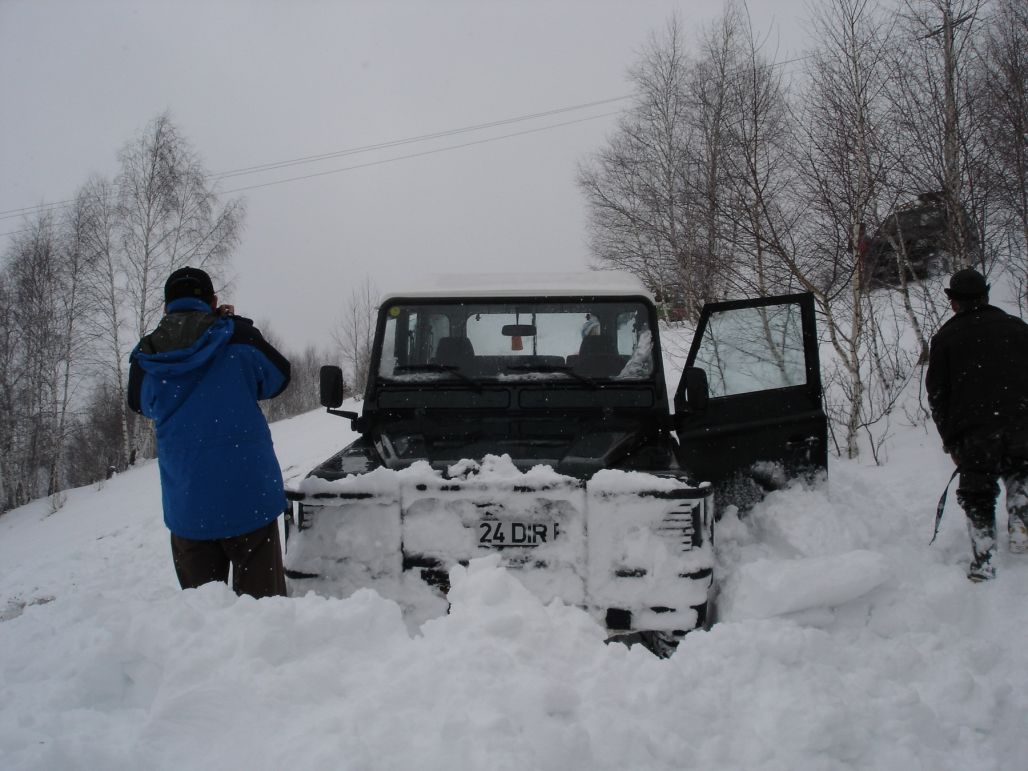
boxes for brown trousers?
[170,519,287,598]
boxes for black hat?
[944,268,989,301]
[165,266,215,303]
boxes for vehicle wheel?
[641,630,683,658]
[700,596,718,629]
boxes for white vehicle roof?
[378,271,655,304]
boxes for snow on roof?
[379,270,654,303]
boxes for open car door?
[673,293,827,510]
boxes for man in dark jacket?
[128,267,292,598]
[926,268,1028,581]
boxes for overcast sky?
[1,0,811,350]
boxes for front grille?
[655,502,701,552]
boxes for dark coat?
[128,297,291,540]
[925,303,1028,451]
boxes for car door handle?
[786,436,821,449]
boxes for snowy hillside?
[2,400,1028,769]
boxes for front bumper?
[285,464,714,635]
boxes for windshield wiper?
[504,363,598,389]
[393,363,483,392]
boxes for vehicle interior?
[376,299,656,383]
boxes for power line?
[218,111,621,195]
[210,95,631,181]
[0,96,631,225]
[0,109,619,240]
[0,52,818,234]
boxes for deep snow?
[2,403,1028,769]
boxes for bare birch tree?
[0,115,245,511]
[0,210,90,506]
[109,113,243,462]
[117,114,242,340]
[886,0,987,272]
[62,378,125,488]
[681,2,749,307]
[577,18,702,319]
[975,0,1028,309]
[76,176,137,466]
[333,276,379,396]
[792,0,899,458]
[715,4,800,299]
[0,271,18,508]
[50,190,96,497]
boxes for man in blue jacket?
[128,267,291,598]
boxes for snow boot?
[968,558,995,582]
[1009,517,1028,555]
[1006,475,1028,554]
[966,518,996,582]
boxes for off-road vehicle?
[284,272,827,653]
[864,192,978,288]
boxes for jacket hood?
[133,311,235,378]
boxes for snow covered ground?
[2,402,1028,770]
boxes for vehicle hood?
[314,413,671,479]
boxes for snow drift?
[2,407,1028,770]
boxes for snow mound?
[2,408,1028,770]
[720,549,891,620]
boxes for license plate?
[478,519,558,547]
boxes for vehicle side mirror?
[674,366,709,417]
[320,365,345,408]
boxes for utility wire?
[0,96,630,224]
[218,111,621,195]
[0,108,619,238]
[0,109,618,239]
[211,95,631,181]
[0,52,817,232]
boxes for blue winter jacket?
[128,298,291,540]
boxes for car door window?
[693,303,806,397]
[379,310,451,376]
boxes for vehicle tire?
[637,630,684,659]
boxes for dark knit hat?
[944,268,989,301]
[164,266,215,303]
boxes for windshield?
[377,299,655,383]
